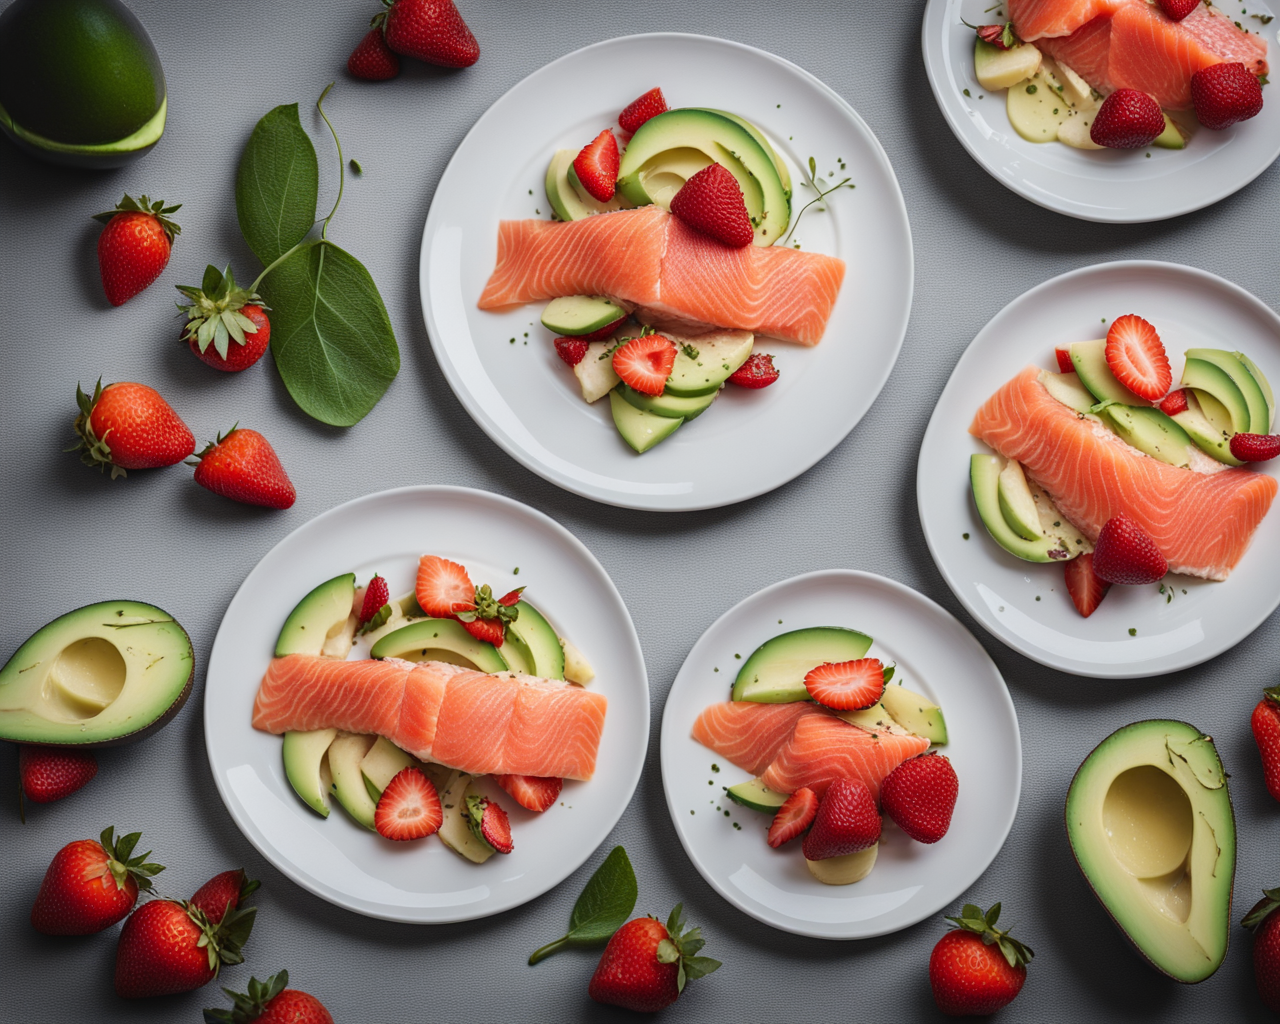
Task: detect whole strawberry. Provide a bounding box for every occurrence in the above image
[204,970,334,1024]
[881,753,959,844]
[1251,687,1280,803]
[1090,88,1165,149]
[191,428,296,510]
[19,745,97,805]
[31,826,164,935]
[929,903,1033,1016]
[1244,887,1280,1012]
[670,162,754,248]
[588,904,721,1013]
[380,0,479,68]
[94,195,181,306]
[192,869,261,925]
[72,379,196,479]
[801,778,881,860]
[1091,513,1168,586]
[348,26,400,81]
[115,898,256,998]
[1192,62,1264,130]
[177,265,272,373]
[1157,0,1198,20]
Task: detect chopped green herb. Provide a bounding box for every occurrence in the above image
[349,158,363,174]
[1026,84,1038,94]
[962,532,970,540]
[1128,627,1137,636]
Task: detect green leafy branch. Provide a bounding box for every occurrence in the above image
[780,156,855,248]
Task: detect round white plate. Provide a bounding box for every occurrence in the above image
[921,0,1280,222]
[918,262,1280,678]
[659,570,1020,939]
[204,486,648,923]
[419,33,913,511]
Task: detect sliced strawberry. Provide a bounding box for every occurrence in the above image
[1063,553,1111,618]
[1158,388,1189,417]
[359,574,390,623]
[461,616,505,646]
[974,23,1017,49]
[555,337,589,367]
[727,353,779,389]
[1092,513,1168,585]
[1105,314,1172,401]
[480,800,513,853]
[612,335,677,396]
[375,767,443,841]
[1231,433,1280,462]
[1054,347,1074,374]
[804,658,885,711]
[496,774,562,812]
[573,130,619,203]
[416,555,474,617]
[498,587,524,607]
[767,787,818,848]
[578,315,629,342]
[619,87,668,133]
[669,162,754,248]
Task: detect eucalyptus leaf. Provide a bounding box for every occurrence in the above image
[262,239,399,427]
[528,846,637,964]
[236,103,319,266]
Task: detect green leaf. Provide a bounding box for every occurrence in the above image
[683,956,722,981]
[262,240,399,427]
[528,846,637,964]
[236,103,319,266]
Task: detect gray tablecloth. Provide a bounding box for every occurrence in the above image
[2,1,1278,1020]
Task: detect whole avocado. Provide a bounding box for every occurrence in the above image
[0,0,166,168]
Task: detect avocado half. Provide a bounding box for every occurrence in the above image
[0,0,166,168]
[1065,720,1236,983]
[0,600,194,746]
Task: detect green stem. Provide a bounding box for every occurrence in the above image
[249,238,308,293]
[316,82,344,241]
[780,173,853,248]
[528,935,569,965]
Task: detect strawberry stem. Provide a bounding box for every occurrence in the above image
[316,82,344,241]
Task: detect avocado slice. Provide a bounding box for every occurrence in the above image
[997,459,1044,542]
[359,736,451,801]
[664,331,754,397]
[618,382,718,420]
[616,109,790,246]
[275,573,356,658]
[1038,369,1095,413]
[541,295,626,336]
[610,390,684,453]
[880,685,948,745]
[1153,113,1187,150]
[1100,405,1196,469]
[724,778,788,813]
[970,454,1077,564]
[1236,352,1275,429]
[1070,340,1148,406]
[560,637,595,685]
[504,601,565,680]
[732,626,873,703]
[437,771,494,864]
[544,149,631,221]
[1184,349,1269,434]
[974,38,1042,91]
[0,0,166,168]
[0,600,193,746]
[327,733,379,830]
[1172,391,1242,466]
[283,728,337,818]
[369,618,508,673]
[692,109,792,198]
[1066,720,1235,983]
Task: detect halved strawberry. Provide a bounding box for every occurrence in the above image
[359,574,389,623]
[496,774,562,812]
[804,658,885,711]
[612,335,677,395]
[498,588,523,606]
[480,799,514,853]
[1063,552,1111,618]
[1054,347,1074,374]
[416,555,474,617]
[727,353,779,389]
[767,787,818,848]
[461,616,505,646]
[669,163,754,248]
[619,87,668,133]
[1231,433,1280,462]
[1159,388,1189,417]
[1105,315,1171,401]
[573,130,619,203]
[555,337,589,367]
[375,767,443,841]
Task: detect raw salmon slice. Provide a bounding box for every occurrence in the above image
[691,701,831,776]
[970,367,1278,580]
[759,713,930,799]
[252,655,607,780]
[477,207,845,346]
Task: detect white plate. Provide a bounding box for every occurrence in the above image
[659,570,1020,939]
[918,262,1280,678]
[921,0,1280,222]
[204,486,648,923]
[419,33,913,511]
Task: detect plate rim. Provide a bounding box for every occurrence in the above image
[418,31,915,511]
[203,483,650,923]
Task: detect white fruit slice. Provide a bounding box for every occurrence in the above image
[573,339,621,403]
[806,844,878,885]
[975,39,1042,92]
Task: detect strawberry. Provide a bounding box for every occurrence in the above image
[348,27,400,81]
[191,428,296,510]
[205,970,334,1024]
[588,904,721,1013]
[31,827,164,935]
[880,753,959,844]
[1251,687,1280,803]
[554,336,589,367]
[1054,346,1074,374]
[573,129,619,203]
[619,87,668,133]
[94,194,181,306]
[19,745,97,804]
[496,774,562,812]
[1157,0,1198,21]
[1231,433,1280,462]
[577,315,629,342]
[375,767,443,841]
[1092,513,1168,585]
[465,794,513,853]
[416,555,474,617]
[613,334,677,395]
[1192,62,1264,130]
[767,787,818,848]
[804,658,885,711]
[669,162,754,248]
[359,574,390,623]
[967,22,1018,49]
[1159,388,1190,417]
[727,352,779,389]
[801,778,880,860]
[1063,552,1111,618]
[115,898,256,998]
[72,379,195,479]
[191,869,260,926]
[1244,888,1280,1012]
[1105,314,1172,400]
[380,0,479,68]
[498,587,523,606]
[1090,88,1166,149]
[455,583,519,645]
[929,903,1033,1016]
[177,265,271,373]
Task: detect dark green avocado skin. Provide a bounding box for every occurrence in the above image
[0,0,165,165]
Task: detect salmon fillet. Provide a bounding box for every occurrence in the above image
[253,655,607,780]
[691,701,831,776]
[477,207,845,346]
[970,367,1278,580]
[758,713,930,799]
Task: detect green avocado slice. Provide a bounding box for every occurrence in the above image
[732,626,873,703]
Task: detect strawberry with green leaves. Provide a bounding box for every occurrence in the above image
[414,556,523,645]
[357,574,393,634]
[1251,687,1280,803]
[589,903,721,1013]
[72,379,195,479]
[31,826,164,935]
[1244,887,1280,1012]
[191,427,296,510]
[115,895,257,998]
[455,584,522,646]
[204,970,334,1024]
[192,869,260,925]
[929,903,1033,1016]
[177,265,271,373]
[94,194,181,306]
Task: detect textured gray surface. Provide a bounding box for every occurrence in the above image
[1,0,1279,1020]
